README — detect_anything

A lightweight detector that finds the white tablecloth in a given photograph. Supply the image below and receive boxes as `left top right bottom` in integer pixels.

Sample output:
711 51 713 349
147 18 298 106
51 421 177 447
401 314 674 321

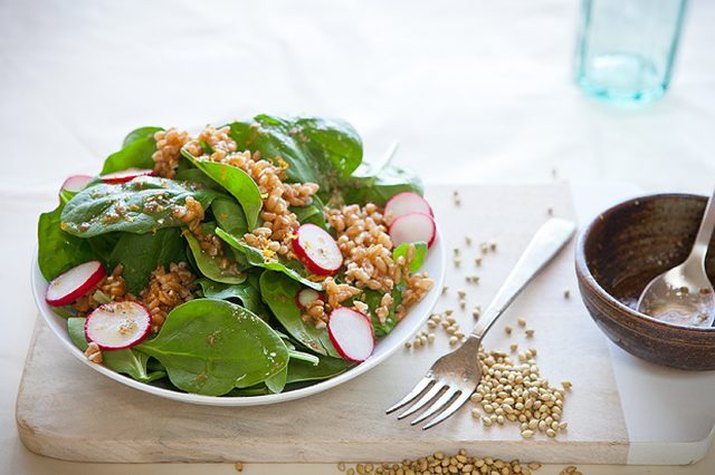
1 0 714 473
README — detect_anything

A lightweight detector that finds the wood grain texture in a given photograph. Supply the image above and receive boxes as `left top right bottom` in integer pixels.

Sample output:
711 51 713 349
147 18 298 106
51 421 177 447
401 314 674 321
16 184 629 464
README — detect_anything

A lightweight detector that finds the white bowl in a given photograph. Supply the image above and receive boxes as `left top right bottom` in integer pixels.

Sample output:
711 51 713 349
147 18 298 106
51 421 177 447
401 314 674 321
31 227 445 406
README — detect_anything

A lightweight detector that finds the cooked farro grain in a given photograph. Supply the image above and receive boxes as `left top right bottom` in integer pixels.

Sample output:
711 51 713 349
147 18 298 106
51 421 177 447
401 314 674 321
184 126 319 258
140 262 196 331
73 264 129 314
152 128 193 179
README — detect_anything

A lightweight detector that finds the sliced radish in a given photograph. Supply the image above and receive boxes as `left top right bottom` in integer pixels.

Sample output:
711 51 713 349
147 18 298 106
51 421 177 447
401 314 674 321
327 307 375 362
100 168 154 184
296 288 321 309
61 175 93 193
384 192 434 225
292 223 343 275
45 261 106 307
389 212 437 248
85 301 152 350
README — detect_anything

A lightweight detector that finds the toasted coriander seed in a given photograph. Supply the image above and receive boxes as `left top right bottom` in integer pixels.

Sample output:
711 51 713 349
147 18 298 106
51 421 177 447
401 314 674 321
445 309 454 316
525 328 535 338
471 408 480 418
474 257 482 266
453 248 460 256
521 429 534 438
453 258 461 267
510 343 518 353
529 463 542 470
404 341 412 349
563 288 571 299
480 242 489 254
346 469 355 475
459 301 466 310
561 380 573 390
504 325 512 335
490 241 497 251
517 317 527 327
442 286 449 294
234 462 244 472
465 236 472 246
457 290 466 299
449 336 459 346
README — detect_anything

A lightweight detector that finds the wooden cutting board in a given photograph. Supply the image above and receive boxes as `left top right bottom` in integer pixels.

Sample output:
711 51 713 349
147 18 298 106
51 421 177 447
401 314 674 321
16 184 629 464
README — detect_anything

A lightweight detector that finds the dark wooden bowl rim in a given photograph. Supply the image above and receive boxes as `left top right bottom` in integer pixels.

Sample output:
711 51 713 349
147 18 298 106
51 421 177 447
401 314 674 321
575 192 715 334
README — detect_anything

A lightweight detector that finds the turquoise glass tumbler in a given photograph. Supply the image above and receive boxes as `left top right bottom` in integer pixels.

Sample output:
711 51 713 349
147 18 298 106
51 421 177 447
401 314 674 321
575 0 688 103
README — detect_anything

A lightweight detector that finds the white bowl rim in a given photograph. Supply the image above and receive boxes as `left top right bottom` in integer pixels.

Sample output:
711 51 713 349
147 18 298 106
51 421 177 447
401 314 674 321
32 225 446 406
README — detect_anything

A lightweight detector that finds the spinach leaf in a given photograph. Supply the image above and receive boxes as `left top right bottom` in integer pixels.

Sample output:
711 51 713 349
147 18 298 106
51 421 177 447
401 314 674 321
227 115 362 199
341 163 423 206
67 318 165 383
259 271 339 357
215 227 322 290
393 242 428 273
180 149 262 230
101 127 162 174
60 176 221 238
291 203 327 229
122 126 163 148
137 299 289 395
184 231 246 285
107 228 187 294
212 197 248 236
362 286 404 337
174 168 223 191
286 355 354 384
264 365 287 394
196 278 267 318
38 198 98 280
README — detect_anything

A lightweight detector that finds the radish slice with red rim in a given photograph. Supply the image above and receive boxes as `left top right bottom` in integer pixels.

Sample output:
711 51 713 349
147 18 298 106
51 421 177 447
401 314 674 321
384 192 434 225
85 301 152 350
388 212 436 248
292 223 343 275
100 168 154 184
61 175 93 193
327 307 375 362
45 261 106 307
296 288 321 309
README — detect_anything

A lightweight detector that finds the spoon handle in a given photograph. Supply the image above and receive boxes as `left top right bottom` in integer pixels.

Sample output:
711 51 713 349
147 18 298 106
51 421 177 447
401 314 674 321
470 218 576 339
689 188 715 264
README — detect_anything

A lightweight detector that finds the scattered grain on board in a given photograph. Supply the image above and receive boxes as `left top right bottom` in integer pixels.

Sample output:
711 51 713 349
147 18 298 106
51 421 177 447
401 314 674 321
340 449 544 475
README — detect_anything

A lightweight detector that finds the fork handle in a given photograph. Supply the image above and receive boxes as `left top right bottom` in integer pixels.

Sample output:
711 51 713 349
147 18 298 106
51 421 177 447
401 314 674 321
470 218 576 340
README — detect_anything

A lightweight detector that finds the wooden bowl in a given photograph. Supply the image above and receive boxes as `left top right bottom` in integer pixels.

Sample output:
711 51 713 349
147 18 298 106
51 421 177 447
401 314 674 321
575 193 715 370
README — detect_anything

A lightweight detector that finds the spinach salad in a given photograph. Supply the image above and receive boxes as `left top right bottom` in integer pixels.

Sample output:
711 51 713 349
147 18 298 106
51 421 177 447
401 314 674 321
38 115 437 397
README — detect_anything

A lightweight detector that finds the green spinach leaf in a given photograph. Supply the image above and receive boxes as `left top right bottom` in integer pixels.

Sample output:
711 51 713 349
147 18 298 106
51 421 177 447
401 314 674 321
67 318 165 383
212 197 249 236
286 354 354 384
259 271 339 357
392 242 428 273
38 199 98 280
264 365 287 394
216 227 322 290
227 115 362 199
184 231 246 285
137 299 289 395
122 126 163 148
180 149 262 230
60 176 221 238
196 278 267 318
341 163 423 206
101 127 162 174
362 286 404 337
107 228 187 294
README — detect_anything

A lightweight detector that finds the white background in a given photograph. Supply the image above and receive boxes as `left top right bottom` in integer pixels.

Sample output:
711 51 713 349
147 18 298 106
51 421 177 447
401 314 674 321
1 0 714 473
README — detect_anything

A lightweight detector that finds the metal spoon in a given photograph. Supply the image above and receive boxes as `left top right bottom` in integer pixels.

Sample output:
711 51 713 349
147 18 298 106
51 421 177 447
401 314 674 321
637 189 715 327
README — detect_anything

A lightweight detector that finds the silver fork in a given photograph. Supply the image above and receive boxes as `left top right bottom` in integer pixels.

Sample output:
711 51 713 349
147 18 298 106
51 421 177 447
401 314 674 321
386 218 576 429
